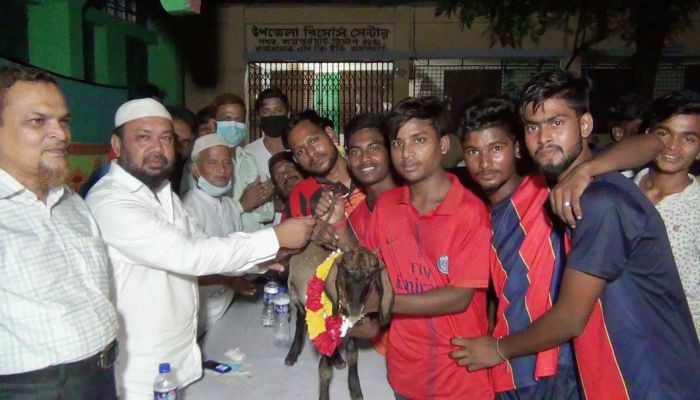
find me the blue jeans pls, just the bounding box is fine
[0,360,117,400]
[496,364,581,400]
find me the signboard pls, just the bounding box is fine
[247,24,394,54]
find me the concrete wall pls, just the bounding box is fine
[184,3,700,111]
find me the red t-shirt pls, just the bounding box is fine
[363,174,493,400]
[348,199,372,244]
[283,176,365,219]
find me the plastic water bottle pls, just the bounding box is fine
[153,362,178,400]
[261,281,279,327]
[273,287,291,347]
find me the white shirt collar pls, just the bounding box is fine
[635,167,700,200]
[0,168,66,207]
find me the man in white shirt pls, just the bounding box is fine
[245,87,290,181]
[86,98,315,399]
[182,134,252,336]
[0,66,119,399]
[634,90,700,336]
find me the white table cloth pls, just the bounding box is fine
[184,293,394,399]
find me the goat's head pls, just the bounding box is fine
[324,247,394,327]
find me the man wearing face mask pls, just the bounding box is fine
[245,87,291,181]
[183,94,275,231]
[182,134,253,336]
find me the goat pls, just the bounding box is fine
[321,248,394,400]
[286,222,393,400]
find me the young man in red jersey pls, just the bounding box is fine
[354,97,494,399]
[343,113,398,242]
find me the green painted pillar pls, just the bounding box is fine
[27,0,87,78]
[148,30,183,105]
[93,25,127,86]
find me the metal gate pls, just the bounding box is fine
[247,61,394,138]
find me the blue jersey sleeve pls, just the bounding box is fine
[566,181,647,281]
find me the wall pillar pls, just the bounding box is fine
[93,25,127,86]
[27,0,87,78]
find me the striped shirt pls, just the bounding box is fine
[489,175,575,393]
[0,168,118,374]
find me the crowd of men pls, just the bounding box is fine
[1,64,699,400]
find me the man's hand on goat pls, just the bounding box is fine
[347,316,381,339]
[311,220,340,249]
[274,216,315,249]
[314,190,346,225]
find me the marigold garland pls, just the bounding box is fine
[305,250,344,356]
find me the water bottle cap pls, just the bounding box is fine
[158,363,171,373]
[273,295,290,305]
[264,285,279,294]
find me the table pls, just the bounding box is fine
[184,293,394,399]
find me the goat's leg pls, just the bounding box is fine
[346,338,363,400]
[284,306,306,365]
[330,346,346,370]
[318,355,333,400]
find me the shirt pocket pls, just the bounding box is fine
[61,236,112,295]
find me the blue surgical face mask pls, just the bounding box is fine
[196,173,232,197]
[216,120,247,147]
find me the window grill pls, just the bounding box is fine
[247,61,394,139]
[410,59,559,101]
[101,0,138,23]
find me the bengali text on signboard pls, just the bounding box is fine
[247,24,394,53]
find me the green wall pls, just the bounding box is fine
[0,57,127,144]
[27,0,86,79]
[12,0,182,104]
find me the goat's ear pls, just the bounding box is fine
[377,260,394,327]
[324,256,341,316]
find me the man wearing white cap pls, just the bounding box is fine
[182,134,251,336]
[86,98,315,399]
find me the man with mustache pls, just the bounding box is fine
[456,95,666,399]
[0,66,119,398]
[283,109,365,219]
[85,98,316,399]
[452,70,700,400]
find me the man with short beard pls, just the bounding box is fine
[452,69,700,400]
[283,109,365,219]
[0,66,119,398]
[85,98,316,399]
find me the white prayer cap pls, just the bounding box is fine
[191,134,230,161]
[114,98,172,127]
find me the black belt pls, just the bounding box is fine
[0,340,118,384]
